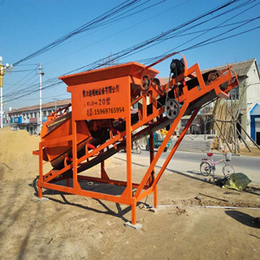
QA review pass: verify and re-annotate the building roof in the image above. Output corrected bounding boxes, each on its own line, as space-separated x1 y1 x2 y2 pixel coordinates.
8 99 71 114
201 58 258 78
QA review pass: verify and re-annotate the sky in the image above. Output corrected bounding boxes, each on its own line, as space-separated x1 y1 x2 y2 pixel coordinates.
1 0 260 110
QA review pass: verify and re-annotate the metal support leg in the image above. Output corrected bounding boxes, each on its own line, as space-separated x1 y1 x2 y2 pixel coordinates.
38 185 42 198
101 159 109 180
149 133 155 185
132 197 137 225
125 197 142 229
154 185 158 208
38 142 43 198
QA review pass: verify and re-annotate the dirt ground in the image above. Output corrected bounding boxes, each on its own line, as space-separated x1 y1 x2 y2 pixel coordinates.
240 146 260 157
0 129 260 259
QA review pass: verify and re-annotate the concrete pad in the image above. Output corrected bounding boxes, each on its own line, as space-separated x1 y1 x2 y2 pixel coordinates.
148 207 158 213
149 207 164 212
124 221 142 230
31 196 49 202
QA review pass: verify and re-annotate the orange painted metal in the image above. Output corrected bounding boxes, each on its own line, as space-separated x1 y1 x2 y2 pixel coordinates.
34 54 239 225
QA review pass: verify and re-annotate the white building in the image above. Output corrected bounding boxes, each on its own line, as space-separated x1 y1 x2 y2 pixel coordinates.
7 99 71 135
203 58 260 143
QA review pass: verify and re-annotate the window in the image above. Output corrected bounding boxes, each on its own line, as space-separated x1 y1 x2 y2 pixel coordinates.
228 87 239 100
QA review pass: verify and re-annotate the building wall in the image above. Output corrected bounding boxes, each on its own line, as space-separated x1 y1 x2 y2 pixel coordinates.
7 104 70 135
245 62 260 138
238 79 248 140
230 62 260 141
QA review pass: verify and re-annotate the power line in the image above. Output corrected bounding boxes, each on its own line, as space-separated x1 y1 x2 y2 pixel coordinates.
64 0 240 73
8 0 239 96
6 20 258 104
185 24 260 51
5 0 240 102
162 0 259 43
167 18 260 38
170 15 260 57
117 0 259 62
15 63 39 67
3 68 37 95
44 0 186 66
6 0 259 104
12 0 164 67
5 77 39 99
15 22 260 103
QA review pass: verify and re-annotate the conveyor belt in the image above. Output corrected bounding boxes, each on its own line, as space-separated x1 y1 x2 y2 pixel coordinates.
48 69 231 172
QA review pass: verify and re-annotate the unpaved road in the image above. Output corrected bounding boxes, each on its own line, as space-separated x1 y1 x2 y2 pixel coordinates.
1 156 260 260
0 129 260 259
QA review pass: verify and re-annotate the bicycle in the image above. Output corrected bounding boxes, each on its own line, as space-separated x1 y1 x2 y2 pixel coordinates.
200 152 235 177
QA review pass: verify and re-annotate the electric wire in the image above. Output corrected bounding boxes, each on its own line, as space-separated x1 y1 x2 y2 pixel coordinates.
63 0 241 73
170 1 260 52
7 1 166 99
6 20 259 104
12 0 164 67
165 18 260 38
11 69 37 73
118 0 260 63
44 0 181 66
8 0 240 87
5 0 259 104
3 69 37 96
3 0 243 102
7 77 39 99
184 24 260 51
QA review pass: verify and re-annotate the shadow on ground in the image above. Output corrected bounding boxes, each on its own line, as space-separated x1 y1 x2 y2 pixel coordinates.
29 176 149 224
225 210 260 229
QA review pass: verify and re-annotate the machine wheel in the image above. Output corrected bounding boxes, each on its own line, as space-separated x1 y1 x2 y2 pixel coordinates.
163 147 168 152
200 161 211 176
207 70 219 83
165 99 180 120
222 164 235 177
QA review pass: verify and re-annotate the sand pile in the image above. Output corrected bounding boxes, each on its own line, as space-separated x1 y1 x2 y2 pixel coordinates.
0 128 40 180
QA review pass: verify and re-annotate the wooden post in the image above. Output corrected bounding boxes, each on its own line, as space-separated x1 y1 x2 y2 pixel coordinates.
214 119 233 153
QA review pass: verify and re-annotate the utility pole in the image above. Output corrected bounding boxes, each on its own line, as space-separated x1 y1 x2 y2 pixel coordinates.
38 63 44 131
0 56 12 128
53 98 59 111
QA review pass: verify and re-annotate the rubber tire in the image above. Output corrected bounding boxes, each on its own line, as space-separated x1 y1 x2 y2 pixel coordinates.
200 161 211 176
163 147 168 152
222 164 235 177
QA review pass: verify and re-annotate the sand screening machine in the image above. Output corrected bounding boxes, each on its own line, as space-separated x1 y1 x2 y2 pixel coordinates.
34 53 239 225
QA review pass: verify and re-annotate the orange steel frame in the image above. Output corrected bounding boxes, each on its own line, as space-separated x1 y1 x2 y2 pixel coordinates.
36 54 238 225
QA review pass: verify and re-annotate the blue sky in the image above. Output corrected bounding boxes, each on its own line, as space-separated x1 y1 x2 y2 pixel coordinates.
1 0 260 110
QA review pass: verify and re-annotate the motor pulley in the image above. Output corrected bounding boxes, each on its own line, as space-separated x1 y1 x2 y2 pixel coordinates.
170 59 185 76
141 74 151 91
165 98 180 120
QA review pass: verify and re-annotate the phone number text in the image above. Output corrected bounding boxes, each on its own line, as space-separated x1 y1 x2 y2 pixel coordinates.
87 106 125 116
